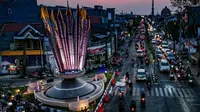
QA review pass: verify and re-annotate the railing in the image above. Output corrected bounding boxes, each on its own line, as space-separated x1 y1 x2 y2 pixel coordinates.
94 72 115 112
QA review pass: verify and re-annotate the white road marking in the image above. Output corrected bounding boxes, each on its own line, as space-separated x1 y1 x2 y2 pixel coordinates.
172 88 179 97
184 89 192 97
155 88 159 96
177 88 183 97
159 88 164 96
164 88 169 97
181 88 189 97
168 88 174 97
151 88 154 96
189 89 197 97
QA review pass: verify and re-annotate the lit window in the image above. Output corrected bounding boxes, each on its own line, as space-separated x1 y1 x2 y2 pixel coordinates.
8 8 12 14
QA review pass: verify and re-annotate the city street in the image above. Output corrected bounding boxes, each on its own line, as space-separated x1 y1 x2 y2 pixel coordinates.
104 35 200 112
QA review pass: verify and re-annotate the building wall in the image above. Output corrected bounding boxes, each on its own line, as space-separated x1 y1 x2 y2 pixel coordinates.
0 0 39 23
0 32 14 51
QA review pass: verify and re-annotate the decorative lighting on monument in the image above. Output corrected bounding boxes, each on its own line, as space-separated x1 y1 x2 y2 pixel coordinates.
41 1 90 76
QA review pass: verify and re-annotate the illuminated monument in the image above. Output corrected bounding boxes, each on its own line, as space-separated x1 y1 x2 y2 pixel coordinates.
34 2 104 111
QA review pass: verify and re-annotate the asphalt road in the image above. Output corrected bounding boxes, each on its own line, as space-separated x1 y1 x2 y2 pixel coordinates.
104 35 200 112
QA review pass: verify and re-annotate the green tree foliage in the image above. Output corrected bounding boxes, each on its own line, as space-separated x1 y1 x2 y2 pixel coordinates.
165 20 180 50
171 0 200 8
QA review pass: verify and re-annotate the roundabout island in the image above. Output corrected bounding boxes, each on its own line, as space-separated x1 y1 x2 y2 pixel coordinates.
34 2 104 111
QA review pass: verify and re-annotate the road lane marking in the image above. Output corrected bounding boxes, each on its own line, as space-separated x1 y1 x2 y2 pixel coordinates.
164 88 169 97
155 88 159 96
159 88 164 96
185 89 194 97
151 88 154 96
168 88 174 97
114 87 119 96
132 87 136 96
177 88 183 97
172 88 179 97
137 88 140 96
181 88 189 97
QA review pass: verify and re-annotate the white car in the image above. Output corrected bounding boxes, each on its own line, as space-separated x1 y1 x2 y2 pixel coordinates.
136 69 146 80
136 49 144 57
159 59 170 72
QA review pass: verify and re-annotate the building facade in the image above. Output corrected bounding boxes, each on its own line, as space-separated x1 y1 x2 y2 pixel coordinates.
0 23 45 67
0 0 39 23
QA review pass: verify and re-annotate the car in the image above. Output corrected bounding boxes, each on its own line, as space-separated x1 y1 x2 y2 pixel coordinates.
167 52 175 61
136 49 144 57
159 59 170 72
136 69 146 80
161 41 168 45
161 45 168 52
164 49 171 54
151 39 157 45
156 50 163 58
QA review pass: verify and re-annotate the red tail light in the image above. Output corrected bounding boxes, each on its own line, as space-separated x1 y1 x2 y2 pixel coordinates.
148 83 150 86
131 108 135 111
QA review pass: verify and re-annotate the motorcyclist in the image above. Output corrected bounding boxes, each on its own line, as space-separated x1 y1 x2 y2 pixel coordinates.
186 66 191 74
141 89 146 98
130 100 136 112
125 71 130 79
146 77 151 85
132 59 134 63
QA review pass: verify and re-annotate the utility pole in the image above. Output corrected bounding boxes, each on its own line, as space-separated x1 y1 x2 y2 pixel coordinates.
39 35 44 73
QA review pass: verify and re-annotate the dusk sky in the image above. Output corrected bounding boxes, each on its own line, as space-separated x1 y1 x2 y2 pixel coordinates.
38 0 174 15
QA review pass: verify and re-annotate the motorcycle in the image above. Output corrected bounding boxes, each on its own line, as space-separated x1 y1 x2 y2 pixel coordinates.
140 93 146 107
154 77 159 85
130 100 136 112
132 60 134 67
147 82 151 91
188 74 193 85
145 58 149 65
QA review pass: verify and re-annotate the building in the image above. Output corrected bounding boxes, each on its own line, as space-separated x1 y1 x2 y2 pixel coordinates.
0 23 45 67
0 0 40 23
0 0 39 23
161 6 171 18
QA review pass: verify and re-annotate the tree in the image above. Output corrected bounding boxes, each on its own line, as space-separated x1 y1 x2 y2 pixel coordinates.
165 20 180 50
171 0 200 8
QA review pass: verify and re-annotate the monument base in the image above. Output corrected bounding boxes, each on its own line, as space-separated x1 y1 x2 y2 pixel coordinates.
34 79 104 111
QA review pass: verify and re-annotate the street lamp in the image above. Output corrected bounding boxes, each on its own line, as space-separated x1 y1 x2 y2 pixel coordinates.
36 31 44 74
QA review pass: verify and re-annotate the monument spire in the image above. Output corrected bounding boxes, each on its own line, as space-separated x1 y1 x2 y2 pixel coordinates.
152 0 154 18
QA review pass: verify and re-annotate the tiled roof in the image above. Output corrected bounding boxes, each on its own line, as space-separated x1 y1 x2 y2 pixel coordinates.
2 22 43 33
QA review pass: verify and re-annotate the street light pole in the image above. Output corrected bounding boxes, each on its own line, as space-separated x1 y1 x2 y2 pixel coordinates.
39 35 44 73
